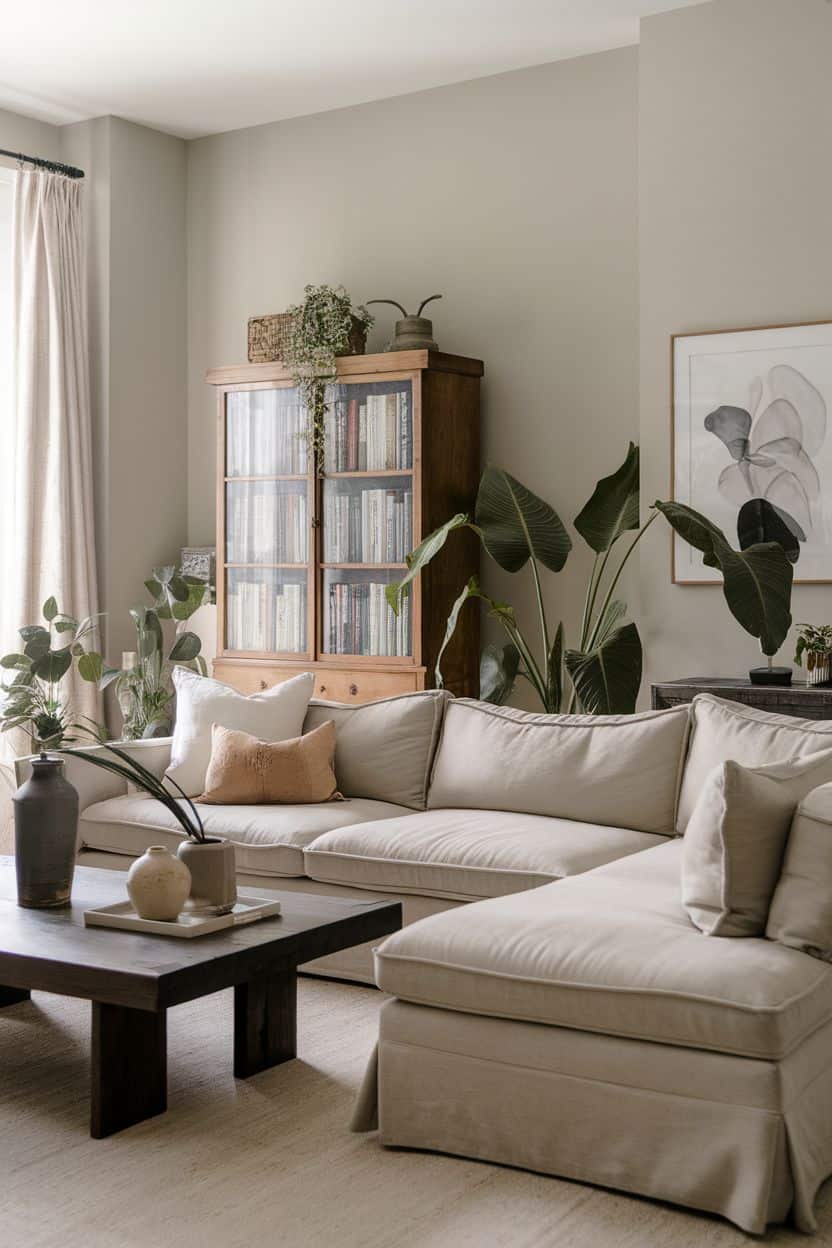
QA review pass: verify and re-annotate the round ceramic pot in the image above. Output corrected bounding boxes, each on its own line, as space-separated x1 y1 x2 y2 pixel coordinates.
127 846 192 921
14 756 79 909
177 837 237 915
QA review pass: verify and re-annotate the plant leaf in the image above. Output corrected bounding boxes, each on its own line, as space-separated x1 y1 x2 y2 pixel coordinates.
0 653 31 670
168 576 190 603
574 443 640 553
53 615 79 633
144 578 163 600
169 631 201 662
475 467 571 573
479 643 520 705
565 622 642 714
42 596 58 622
31 649 72 682
434 575 484 687
655 500 793 655
593 598 627 647
386 513 470 615
142 719 171 739
152 566 175 586
78 651 104 683
23 633 51 661
546 622 564 712
737 498 802 563
99 666 122 690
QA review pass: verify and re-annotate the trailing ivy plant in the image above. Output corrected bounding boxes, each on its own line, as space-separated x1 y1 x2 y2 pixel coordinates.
387 445 795 715
0 597 105 750
282 284 373 472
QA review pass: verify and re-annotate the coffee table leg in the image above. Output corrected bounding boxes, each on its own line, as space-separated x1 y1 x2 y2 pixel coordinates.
0 986 30 1007
90 1001 167 1138
234 965 297 1078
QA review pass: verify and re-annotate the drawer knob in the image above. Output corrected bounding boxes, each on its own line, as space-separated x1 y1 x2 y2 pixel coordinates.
259 680 267 690
349 683 358 696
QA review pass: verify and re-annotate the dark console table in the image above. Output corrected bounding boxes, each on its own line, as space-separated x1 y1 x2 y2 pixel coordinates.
652 677 832 720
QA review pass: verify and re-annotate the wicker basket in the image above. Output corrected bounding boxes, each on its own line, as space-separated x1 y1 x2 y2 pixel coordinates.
247 313 367 364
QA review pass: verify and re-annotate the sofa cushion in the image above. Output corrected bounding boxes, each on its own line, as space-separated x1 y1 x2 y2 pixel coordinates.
683 751 832 937
303 690 447 810
79 793 408 877
427 699 689 835
304 809 665 901
768 782 832 959
167 667 314 796
374 838 832 1059
678 693 832 832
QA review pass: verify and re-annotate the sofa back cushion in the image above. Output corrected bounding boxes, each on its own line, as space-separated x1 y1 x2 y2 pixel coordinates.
677 694 832 832
426 699 690 835
303 689 448 810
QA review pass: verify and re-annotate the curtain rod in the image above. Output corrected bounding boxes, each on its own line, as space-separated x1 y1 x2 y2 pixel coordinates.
0 148 84 179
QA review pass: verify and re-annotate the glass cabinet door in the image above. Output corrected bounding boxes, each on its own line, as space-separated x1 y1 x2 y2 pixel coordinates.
319 378 414 659
223 385 312 656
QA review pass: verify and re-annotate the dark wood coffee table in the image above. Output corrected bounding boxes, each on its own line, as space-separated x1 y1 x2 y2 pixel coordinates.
0 859 400 1138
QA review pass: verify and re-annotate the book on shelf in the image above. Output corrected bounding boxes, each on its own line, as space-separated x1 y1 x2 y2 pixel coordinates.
227 579 306 653
227 389 308 476
227 489 308 563
325 580 411 657
324 390 412 472
322 487 412 563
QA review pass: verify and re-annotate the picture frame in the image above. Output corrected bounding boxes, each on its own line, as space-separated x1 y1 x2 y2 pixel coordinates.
671 320 832 585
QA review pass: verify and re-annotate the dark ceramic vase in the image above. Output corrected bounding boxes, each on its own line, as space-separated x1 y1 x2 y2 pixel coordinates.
14 756 79 909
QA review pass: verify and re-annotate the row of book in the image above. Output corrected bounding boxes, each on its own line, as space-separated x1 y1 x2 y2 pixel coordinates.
227 391 308 477
322 488 413 563
324 581 411 657
226 579 306 653
323 392 412 472
226 489 308 564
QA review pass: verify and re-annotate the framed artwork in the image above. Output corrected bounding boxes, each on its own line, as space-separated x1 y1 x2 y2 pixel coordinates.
672 320 832 584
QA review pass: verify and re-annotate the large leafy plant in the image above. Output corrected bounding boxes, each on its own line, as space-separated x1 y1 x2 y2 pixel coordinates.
0 597 105 750
99 566 208 739
388 445 795 714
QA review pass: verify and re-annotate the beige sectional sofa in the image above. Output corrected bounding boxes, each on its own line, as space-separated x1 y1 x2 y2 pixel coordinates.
37 688 832 1233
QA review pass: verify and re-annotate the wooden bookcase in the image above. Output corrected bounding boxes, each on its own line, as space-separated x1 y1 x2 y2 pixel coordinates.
207 350 482 702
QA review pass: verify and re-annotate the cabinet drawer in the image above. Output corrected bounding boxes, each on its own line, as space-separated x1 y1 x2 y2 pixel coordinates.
311 669 422 703
212 661 424 703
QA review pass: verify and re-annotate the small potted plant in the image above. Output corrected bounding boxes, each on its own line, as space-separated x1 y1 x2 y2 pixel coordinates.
60 744 236 915
794 624 832 686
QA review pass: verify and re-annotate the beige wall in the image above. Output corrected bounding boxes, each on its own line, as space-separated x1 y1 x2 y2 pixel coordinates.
187 51 639 692
0 107 61 167
639 0 832 689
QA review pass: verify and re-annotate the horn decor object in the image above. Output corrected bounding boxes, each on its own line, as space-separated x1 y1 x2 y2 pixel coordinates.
365 295 442 351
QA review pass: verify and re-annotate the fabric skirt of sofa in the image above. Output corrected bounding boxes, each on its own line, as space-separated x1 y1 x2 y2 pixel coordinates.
358 998 832 1235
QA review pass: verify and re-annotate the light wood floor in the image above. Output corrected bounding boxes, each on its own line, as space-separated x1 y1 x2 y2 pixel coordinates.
2 978 830 1248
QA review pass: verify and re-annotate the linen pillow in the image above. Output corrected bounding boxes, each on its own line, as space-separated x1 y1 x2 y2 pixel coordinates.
767 782 832 960
682 750 832 937
677 693 832 833
166 668 314 796
199 720 340 805
426 698 690 835
303 690 448 810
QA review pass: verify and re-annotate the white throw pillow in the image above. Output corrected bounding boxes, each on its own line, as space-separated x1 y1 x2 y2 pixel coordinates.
677 694 832 833
682 749 832 937
166 668 314 796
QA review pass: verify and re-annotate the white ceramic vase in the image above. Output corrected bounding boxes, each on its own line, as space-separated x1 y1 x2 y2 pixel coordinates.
127 845 192 921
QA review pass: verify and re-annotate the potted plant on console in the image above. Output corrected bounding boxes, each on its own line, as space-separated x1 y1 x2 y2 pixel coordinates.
794 624 832 687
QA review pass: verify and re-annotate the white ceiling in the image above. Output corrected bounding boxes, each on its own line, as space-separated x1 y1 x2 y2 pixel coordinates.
0 0 707 141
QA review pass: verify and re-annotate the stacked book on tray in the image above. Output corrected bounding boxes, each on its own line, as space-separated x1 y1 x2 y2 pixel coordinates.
323 392 412 472
323 487 412 563
227 579 306 653
325 581 411 656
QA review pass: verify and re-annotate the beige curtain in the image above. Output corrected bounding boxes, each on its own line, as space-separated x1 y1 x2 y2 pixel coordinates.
0 171 102 758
